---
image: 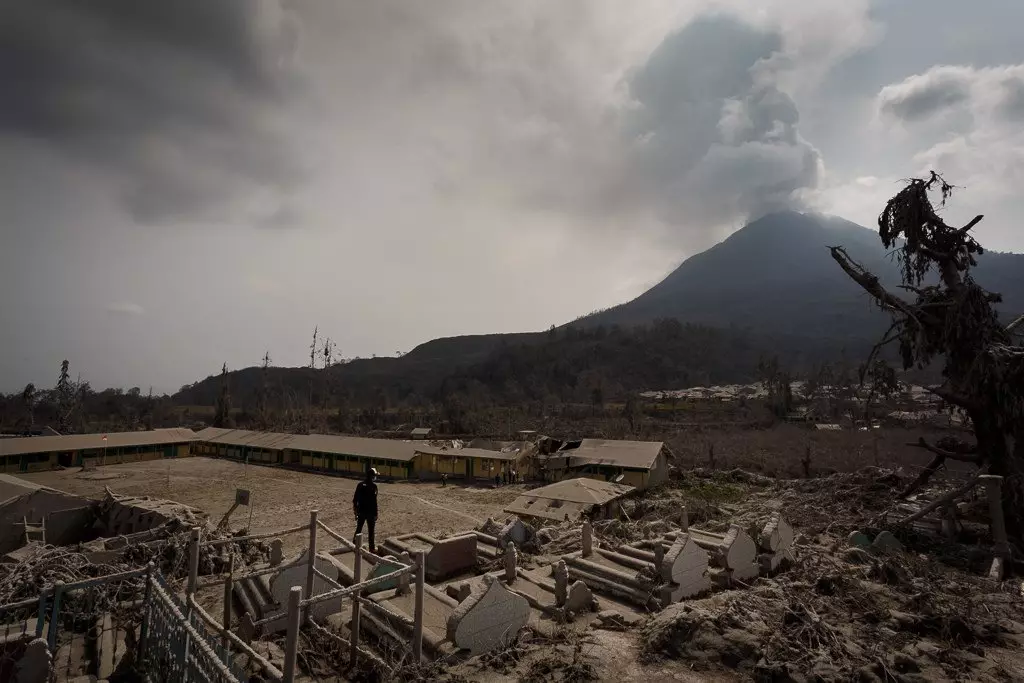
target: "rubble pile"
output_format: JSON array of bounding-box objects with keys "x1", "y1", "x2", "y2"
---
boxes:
[
  {"x1": 0, "y1": 490, "x2": 271, "y2": 605},
  {"x1": 632, "y1": 467, "x2": 1024, "y2": 681}
]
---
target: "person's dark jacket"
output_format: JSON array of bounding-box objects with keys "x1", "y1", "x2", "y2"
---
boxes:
[{"x1": 353, "y1": 480, "x2": 378, "y2": 518}]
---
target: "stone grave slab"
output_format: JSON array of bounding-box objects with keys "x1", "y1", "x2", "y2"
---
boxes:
[{"x1": 446, "y1": 576, "x2": 531, "y2": 655}]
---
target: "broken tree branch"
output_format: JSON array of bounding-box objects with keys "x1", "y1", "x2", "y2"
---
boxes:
[
  {"x1": 925, "y1": 385, "x2": 981, "y2": 413},
  {"x1": 957, "y1": 214, "x2": 984, "y2": 235},
  {"x1": 1007, "y1": 313, "x2": 1024, "y2": 334},
  {"x1": 899, "y1": 455, "x2": 946, "y2": 500},
  {"x1": 829, "y1": 246, "x2": 937, "y2": 327},
  {"x1": 893, "y1": 470, "x2": 986, "y2": 527},
  {"x1": 906, "y1": 437, "x2": 981, "y2": 464}
]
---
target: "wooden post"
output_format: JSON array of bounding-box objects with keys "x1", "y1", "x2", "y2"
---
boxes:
[
  {"x1": 413, "y1": 550, "x2": 425, "y2": 663},
  {"x1": 582, "y1": 520, "x2": 593, "y2": 557},
  {"x1": 350, "y1": 533, "x2": 362, "y2": 667},
  {"x1": 222, "y1": 554, "x2": 234, "y2": 657},
  {"x1": 941, "y1": 504, "x2": 957, "y2": 539},
  {"x1": 979, "y1": 475, "x2": 1010, "y2": 558},
  {"x1": 304, "y1": 510, "x2": 318, "y2": 624},
  {"x1": 282, "y1": 586, "x2": 302, "y2": 683},
  {"x1": 679, "y1": 505, "x2": 689, "y2": 532},
  {"x1": 188, "y1": 527, "x2": 200, "y2": 597}
]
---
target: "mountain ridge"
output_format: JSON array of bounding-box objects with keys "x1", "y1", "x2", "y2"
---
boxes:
[{"x1": 173, "y1": 211, "x2": 1024, "y2": 408}]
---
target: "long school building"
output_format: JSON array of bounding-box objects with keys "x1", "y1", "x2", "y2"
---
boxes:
[
  {"x1": 0, "y1": 428, "x2": 198, "y2": 473},
  {"x1": 0, "y1": 424, "x2": 670, "y2": 490},
  {"x1": 193, "y1": 429, "x2": 542, "y2": 482},
  {"x1": 194, "y1": 428, "x2": 420, "y2": 479}
]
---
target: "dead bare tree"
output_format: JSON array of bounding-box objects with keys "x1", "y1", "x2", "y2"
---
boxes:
[
  {"x1": 56, "y1": 360, "x2": 74, "y2": 432},
  {"x1": 257, "y1": 351, "x2": 271, "y2": 429},
  {"x1": 213, "y1": 362, "x2": 233, "y2": 428},
  {"x1": 310, "y1": 327, "x2": 319, "y2": 368},
  {"x1": 758, "y1": 355, "x2": 793, "y2": 418},
  {"x1": 830, "y1": 172, "x2": 1024, "y2": 543},
  {"x1": 21, "y1": 383, "x2": 36, "y2": 428},
  {"x1": 322, "y1": 337, "x2": 334, "y2": 369}
]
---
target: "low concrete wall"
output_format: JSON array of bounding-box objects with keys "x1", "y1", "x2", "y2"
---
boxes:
[{"x1": 425, "y1": 533, "x2": 477, "y2": 582}]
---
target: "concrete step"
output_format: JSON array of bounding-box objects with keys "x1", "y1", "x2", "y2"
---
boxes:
[
  {"x1": 0, "y1": 618, "x2": 50, "y2": 646},
  {"x1": 53, "y1": 636, "x2": 92, "y2": 682},
  {"x1": 94, "y1": 613, "x2": 129, "y2": 680}
]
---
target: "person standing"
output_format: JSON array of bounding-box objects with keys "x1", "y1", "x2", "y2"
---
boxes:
[{"x1": 353, "y1": 467, "x2": 379, "y2": 553}]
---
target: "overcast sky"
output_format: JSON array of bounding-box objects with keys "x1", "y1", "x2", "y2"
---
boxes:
[{"x1": 2, "y1": 0, "x2": 1023, "y2": 394}]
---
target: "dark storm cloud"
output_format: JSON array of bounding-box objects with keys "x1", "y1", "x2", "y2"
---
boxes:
[
  {"x1": 623, "y1": 16, "x2": 822, "y2": 226},
  {"x1": 0, "y1": 0, "x2": 302, "y2": 224}
]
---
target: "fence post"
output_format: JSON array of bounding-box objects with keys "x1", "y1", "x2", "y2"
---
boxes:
[
  {"x1": 188, "y1": 526, "x2": 201, "y2": 597},
  {"x1": 183, "y1": 529, "x2": 199, "y2": 678},
  {"x1": 35, "y1": 587, "x2": 49, "y2": 639},
  {"x1": 222, "y1": 554, "x2": 234, "y2": 659},
  {"x1": 138, "y1": 563, "x2": 155, "y2": 663},
  {"x1": 304, "y1": 510, "x2": 318, "y2": 624},
  {"x1": 350, "y1": 533, "x2": 362, "y2": 667},
  {"x1": 47, "y1": 581, "x2": 64, "y2": 652},
  {"x1": 979, "y1": 475, "x2": 1010, "y2": 557},
  {"x1": 283, "y1": 586, "x2": 302, "y2": 683},
  {"x1": 413, "y1": 550, "x2": 425, "y2": 663}
]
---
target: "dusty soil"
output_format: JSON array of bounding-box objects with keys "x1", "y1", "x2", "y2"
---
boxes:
[
  {"x1": 20, "y1": 457, "x2": 523, "y2": 557},
  {"x1": 16, "y1": 458, "x2": 1024, "y2": 682}
]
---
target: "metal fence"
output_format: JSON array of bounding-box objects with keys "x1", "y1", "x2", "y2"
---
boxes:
[
  {"x1": 139, "y1": 571, "x2": 247, "y2": 683},
  {"x1": 1, "y1": 510, "x2": 431, "y2": 682},
  {"x1": 0, "y1": 565, "x2": 247, "y2": 683},
  {"x1": 0, "y1": 593, "x2": 47, "y2": 681},
  {"x1": 46, "y1": 567, "x2": 149, "y2": 681}
]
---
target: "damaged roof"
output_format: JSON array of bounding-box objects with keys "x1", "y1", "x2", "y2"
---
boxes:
[
  {"x1": 195, "y1": 428, "x2": 298, "y2": 450},
  {"x1": 0, "y1": 473, "x2": 49, "y2": 505},
  {"x1": 0, "y1": 428, "x2": 199, "y2": 457},
  {"x1": 503, "y1": 477, "x2": 635, "y2": 522},
  {"x1": 555, "y1": 439, "x2": 665, "y2": 470},
  {"x1": 414, "y1": 446, "x2": 523, "y2": 462}
]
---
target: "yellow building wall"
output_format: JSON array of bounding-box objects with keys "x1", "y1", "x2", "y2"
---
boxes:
[
  {"x1": 332, "y1": 456, "x2": 361, "y2": 474},
  {"x1": 619, "y1": 469, "x2": 649, "y2": 489},
  {"x1": 379, "y1": 461, "x2": 410, "y2": 479},
  {"x1": 251, "y1": 450, "x2": 277, "y2": 464},
  {"x1": 137, "y1": 448, "x2": 162, "y2": 462},
  {"x1": 415, "y1": 453, "x2": 515, "y2": 478}
]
